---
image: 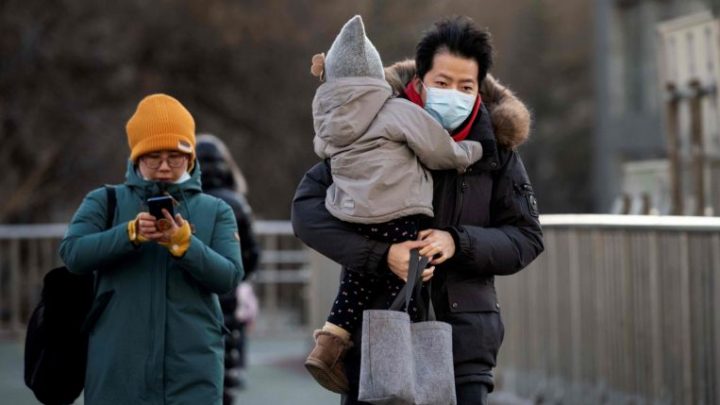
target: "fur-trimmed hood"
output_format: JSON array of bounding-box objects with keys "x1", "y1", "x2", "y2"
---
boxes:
[{"x1": 384, "y1": 59, "x2": 531, "y2": 149}]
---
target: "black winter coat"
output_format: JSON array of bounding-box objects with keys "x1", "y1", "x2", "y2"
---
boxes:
[
  {"x1": 292, "y1": 102, "x2": 544, "y2": 400},
  {"x1": 198, "y1": 144, "x2": 260, "y2": 316},
  {"x1": 203, "y1": 188, "x2": 259, "y2": 280}
]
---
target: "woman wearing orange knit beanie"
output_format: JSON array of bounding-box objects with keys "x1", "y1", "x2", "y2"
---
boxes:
[{"x1": 60, "y1": 93, "x2": 244, "y2": 404}]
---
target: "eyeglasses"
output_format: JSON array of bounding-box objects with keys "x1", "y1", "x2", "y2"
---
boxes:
[{"x1": 140, "y1": 154, "x2": 188, "y2": 169}]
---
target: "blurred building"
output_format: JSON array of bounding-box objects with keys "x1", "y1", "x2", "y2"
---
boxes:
[{"x1": 595, "y1": 0, "x2": 720, "y2": 215}]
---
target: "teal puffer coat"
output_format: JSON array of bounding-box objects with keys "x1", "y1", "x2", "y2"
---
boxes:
[{"x1": 59, "y1": 162, "x2": 244, "y2": 405}]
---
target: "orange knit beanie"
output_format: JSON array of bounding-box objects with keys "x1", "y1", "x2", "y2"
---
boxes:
[{"x1": 126, "y1": 94, "x2": 196, "y2": 167}]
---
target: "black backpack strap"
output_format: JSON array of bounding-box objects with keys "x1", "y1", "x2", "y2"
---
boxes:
[
  {"x1": 93, "y1": 186, "x2": 118, "y2": 294},
  {"x1": 104, "y1": 185, "x2": 117, "y2": 230}
]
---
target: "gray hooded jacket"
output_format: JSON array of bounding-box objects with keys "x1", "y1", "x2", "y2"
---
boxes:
[{"x1": 313, "y1": 77, "x2": 483, "y2": 224}]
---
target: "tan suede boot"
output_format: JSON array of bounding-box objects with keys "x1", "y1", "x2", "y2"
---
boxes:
[{"x1": 304, "y1": 329, "x2": 353, "y2": 393}]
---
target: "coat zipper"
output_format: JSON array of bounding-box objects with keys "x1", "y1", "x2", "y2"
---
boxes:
[
  {"x1": 145, "y1": 237, "x2": 159, "y2": 396},
  {"x1": 454, "y1": 174, "x2": 467, "y2": 225}
]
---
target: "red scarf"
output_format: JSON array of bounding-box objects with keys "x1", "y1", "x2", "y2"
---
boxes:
[{"x1": 403, "y1": 81, "x2": 482, "y2": 142}]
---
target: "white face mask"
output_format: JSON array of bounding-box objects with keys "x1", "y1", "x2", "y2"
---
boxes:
[
  {"x1": 423, "y1": 84, "x2": 476, "y2": 131},
  {"x1": 174, "y1": 172, "x2": 191, "y2": 184}
]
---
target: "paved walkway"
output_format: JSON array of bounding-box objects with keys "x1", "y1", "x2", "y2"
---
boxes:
[
  {"x1": 2, "y1": 332, "x2": 530, "y2": 405},
  {"x1": 1, "y1": 332, "x2": 336, "y2": 405}
]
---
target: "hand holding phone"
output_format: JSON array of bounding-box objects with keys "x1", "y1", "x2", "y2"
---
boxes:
[
  {"x1": 147, "y1": 196, "x2": 175, "y2": 218},
  {"x1": 147, "y1": 196, "x2": 176, "y2": 232}
]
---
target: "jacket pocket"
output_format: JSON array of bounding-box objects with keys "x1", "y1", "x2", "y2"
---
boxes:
[
  {"x1": 81, "y1": 290, "x2": 114, "y2": 334},
  {"x1": 446, "y1": 311, "x2": 504, "y2": 369},
  {"x1": 446, "y1": 280, "x2": 499, "y2": 313}
]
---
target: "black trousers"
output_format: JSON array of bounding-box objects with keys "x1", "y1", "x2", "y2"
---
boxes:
[{"x1": 456, "y1": 382, "x2": 489, "y2": 405}]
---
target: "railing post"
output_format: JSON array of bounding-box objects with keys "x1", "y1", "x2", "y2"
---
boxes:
[
  {"x1": 679, "y1": 231, "x2": 693, "y2": 403},
  {"x1": 27, "y1": 240, "x2": 40, "y2": 312},
  {"x1": 264, "y1": 233, "x2": 279, "y2": 332},
  {"x1": 9, "y1": 239, "x2": 21, "y2": 335},
  {"x1": 545, "y1": 230, "x2": 559, "y2": 393},
  {"x1": 647, "y1": 231, "x2": 664, "y2": 401},
  {"x1": 689, "y1": 79, "x2": 706, "y2": 215},
  {"x1": 665, "y1": 83, "x2": 683, "y2": 215},
  {"x1": 568, "y1": 230, "x2": 582, "y2": 384}
]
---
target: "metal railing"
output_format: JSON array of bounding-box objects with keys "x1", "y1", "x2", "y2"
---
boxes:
[
  {"x1": 496, "y1": 214, "x2": 720, "y2": 405},
  {"x1": 4, "y1": 215, "x2": 720, "y2": 404},
  {"x1": 0, "y1": 221, "x2": 310, "y2": 338}
]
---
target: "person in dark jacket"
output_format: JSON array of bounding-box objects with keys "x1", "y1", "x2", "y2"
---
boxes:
[
  {"x1": 196, "y1": 133, "x2": 260, "y2": 403},
  {"x1": 291, "y1": 17, "x2": 544, "y2": 405},
  {"x1": 305, "y1": 15, "x2": 484, "y2": 394}
]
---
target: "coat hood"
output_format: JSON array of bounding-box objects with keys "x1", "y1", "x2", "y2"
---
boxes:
[
  {"x1": 312, "y1": 77, "x2": 392, "y2": 152},
  {"x1": 196, "y1": 140, "x2": 235, "y2": 191},
  {"x1": 124, "y1": 160, "x2": 203, "y2": 198},
  {"x1": 384, "y1": 59, "x2": 532, "y2": 150}
]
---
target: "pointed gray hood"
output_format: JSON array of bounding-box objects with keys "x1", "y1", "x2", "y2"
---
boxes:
[{"x1": 325, "y1": 15, "x2": 384, "y2": 80}]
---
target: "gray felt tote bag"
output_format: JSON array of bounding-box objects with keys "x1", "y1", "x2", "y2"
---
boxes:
[{"x1": 358, "y1": 250, "x2": 456, "y2": 405}]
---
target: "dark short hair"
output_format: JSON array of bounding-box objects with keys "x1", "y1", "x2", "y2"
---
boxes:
[{"x1": 415, "y1": 17, "x2": 493, "y2": 83}]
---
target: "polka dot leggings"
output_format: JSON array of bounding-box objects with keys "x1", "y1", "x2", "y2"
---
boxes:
[{"x1": 327, "y1": 216, "x2": 424, "y2": 335}]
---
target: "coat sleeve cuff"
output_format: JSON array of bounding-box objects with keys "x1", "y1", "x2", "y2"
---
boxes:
[
  {"x1": 127, "y1": 217, "x2": 150, "y2": 246},
  {"x1": 445, "y1": 226, "x2": 470, "y2": 262}
]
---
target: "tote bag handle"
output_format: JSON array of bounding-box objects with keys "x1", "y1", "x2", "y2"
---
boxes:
[{"x1": 389, "y1": 249, "x2": 437, "y2": 321}]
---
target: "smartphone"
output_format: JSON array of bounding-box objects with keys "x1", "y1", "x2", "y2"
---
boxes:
[{"x1": 147, "y1": 195, "x2": 175, "y2": 220}]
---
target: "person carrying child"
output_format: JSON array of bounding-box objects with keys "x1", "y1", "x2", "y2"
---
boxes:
[{"x1": 303, "y1": 15, "x2": 484, "y2": 394}]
